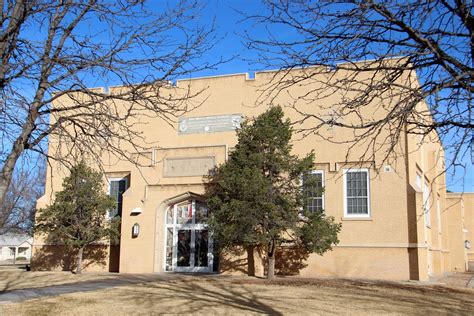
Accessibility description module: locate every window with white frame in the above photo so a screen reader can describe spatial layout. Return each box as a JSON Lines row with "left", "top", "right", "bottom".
{"left": 18, "top": 247, "right": 28, "bottom": 256}
{"left": 302, "top": 171, "right": 324, "bottom": 213}
{"left": 344, "top": 168, "right": 370, "bottom": 217}
{"left": 108, "top": 178, "right": 128, "bottom": 218}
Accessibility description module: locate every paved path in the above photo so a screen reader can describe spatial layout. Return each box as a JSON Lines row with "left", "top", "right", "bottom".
{"left": 436, "top": 271, "right": 474, "bottom": 288}
{"left": 0, "top": 273, "right": 197, "bottom": 304}
{"left": 467, "top": 275, "right": 474, "bottom": 288}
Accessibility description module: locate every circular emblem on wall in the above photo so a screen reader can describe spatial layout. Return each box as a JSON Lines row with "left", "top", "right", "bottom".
{"left": 231, "top": 116, "right": 242, "bottom": 128}
{"left": 179, "top": 119, "right": 188, "bottom": 132}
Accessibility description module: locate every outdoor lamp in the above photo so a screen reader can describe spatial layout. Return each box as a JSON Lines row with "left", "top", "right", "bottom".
{"left": 132, "top": 223, "right": 140, "bottom": 238}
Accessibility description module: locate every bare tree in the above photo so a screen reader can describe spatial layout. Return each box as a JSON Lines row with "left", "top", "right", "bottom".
{"left": 0, "top": 158, "right": 44, "bottom": 234}
{"left": 0, "top": 0, "right": 220, "bottom": 211}
{"left": 244, "top": 0, "right": 473, "bottom": 172}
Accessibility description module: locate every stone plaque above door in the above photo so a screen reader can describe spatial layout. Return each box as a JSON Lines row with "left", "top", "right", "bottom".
{"left": 164, "top": 156, "right": 215, "bottom": 177}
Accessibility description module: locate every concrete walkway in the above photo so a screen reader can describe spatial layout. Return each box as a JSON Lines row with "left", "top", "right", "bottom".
{"left": 0, "top": 273, "right": 198, "bottom": 304}
{"left": 467, "top": 276, "right": 474, "bottom": 288}
{"left": 437, "top": 272, "right": 474, "bottom": 288}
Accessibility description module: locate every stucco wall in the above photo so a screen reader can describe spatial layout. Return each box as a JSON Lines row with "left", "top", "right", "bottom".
{"left": 33, "top": 65, "right": 462, "bottom": 280}
{"left": 446, "top": 193, "right": 474, "bottom": 272}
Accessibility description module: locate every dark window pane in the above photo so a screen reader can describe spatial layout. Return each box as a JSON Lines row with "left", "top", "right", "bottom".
{"left": 177, "top": 230, "right": 191, "bottom": 267}
{"left": 194, "top": 230, "right": 209, "bottom": 267}
{"left": 109, "top": 179, "right": 127, "bottom": 217}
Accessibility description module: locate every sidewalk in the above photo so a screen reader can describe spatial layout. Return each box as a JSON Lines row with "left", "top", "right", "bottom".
{"left": 468, "top": 276, "right": 474, "bottom": 288}
{"left": 437, "top": 272, "right": 474, "bottom": 288}
{"left": 0, "top": 273, "right": 191, "bottom": 304}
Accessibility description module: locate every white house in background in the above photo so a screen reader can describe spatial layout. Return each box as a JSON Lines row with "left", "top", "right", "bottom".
{"left": 0, "top": 234, "right": 33, "bottom": 261}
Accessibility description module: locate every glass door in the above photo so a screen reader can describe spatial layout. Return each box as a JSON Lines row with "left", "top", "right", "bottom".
{"left": 165, "top": 200, "right": 213, "bottom": 272}
{"left": 177, "top": 229, "right": 191, "bottom": 268}
{"left": 194, "top": 230, "right": 209, "bottom": 267}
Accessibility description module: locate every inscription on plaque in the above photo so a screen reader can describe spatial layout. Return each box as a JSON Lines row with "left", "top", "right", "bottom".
{"left": 178, "top": 114, "right": 242, "bottom": 135}
{"left": 164, "top": 156, "right": 215, "bottom": 177}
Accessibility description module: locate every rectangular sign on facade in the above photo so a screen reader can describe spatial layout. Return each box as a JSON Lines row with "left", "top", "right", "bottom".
{"left": 164, "top": 156, "right": 215, "bottom": 177}
{"left": 178, "top": 114, "right": 243, "bottom": 135}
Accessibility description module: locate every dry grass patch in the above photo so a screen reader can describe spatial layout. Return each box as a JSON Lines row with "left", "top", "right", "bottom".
{"left": 0, "top": 276, "right": 473, "bottom": 315}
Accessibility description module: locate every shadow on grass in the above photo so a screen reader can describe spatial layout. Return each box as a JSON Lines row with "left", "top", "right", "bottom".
{"left": 0, "top": 274, "right": 283, "bottom": 314}
{"left": 106, "top": 276, "right": 474, "bottom": 315}
{"left": 1, "top": 275, "right": 474, "bottom": 314}
{"left": 114, "top": 278, "right": 285, "bottom": 315}
{"left": 231, "top": 277, "right": 474, "bottom": 314}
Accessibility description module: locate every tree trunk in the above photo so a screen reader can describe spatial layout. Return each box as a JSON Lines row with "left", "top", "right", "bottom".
{"left": 267, "top": 252, "right": 275, "bottom": 279}
{"left": 267, "top": 240, "right": 275, "bottom": 279}
{"left": 246, "top": 245, "right": 255, "bottom": 276}
{"left": 0, "top": 157, "right": 17, "bottom": 212}
{"left": 76, "top": 247, "right": 84, "bottom": 274}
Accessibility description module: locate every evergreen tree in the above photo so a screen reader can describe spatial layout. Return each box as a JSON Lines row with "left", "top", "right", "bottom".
{"left": 35, "top": 162, "right": 120, "bottom": 274}
{"left": 207, "top": 106, "right": 341, "bottom": 279}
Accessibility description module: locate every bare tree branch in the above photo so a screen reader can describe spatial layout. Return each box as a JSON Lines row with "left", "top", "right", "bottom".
{"left": 0, "top": 0, "right": 221, "bottom": 212}
{"left": 244, "top": 0, "right": 473, "bottom": 175}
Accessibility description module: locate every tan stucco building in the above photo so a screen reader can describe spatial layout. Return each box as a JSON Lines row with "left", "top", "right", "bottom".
{"left": 33, "top": 64, "right": 473, "bottom": 281}
{"left": 445, "top": 193, "right": 474, "bottom": 272}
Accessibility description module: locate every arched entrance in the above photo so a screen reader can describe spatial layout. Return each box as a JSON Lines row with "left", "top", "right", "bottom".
{"left": 164, "top": 198, "right": 214, "bottom": 272}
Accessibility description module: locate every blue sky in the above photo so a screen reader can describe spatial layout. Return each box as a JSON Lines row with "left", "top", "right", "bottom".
{"left": 181, "top": 0, "right": 265, "bottom": 77}
{"left": 10, "top": 0, "right": 473, "bottom": 193}
{"left": 172, "top": 0, "right": 473, "bottom": 192}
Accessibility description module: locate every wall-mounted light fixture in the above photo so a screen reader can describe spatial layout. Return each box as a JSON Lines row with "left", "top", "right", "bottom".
{"left": 132, "top": 223, "right": 140, "bottom": 238}
{"left": 131, "top": 207, "right": 142, "bottom": 215}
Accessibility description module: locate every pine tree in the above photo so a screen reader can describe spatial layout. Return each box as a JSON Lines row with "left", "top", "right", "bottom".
{"left": 207, "top": 106, "right": 341, "bottom": 279}
{"left": 35, "top": 162, "right": 120, "bottom": 274}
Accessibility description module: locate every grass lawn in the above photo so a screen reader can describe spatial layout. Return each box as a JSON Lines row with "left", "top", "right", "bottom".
{"left": 0, "top": 272, "right": 473, "bottom": 315}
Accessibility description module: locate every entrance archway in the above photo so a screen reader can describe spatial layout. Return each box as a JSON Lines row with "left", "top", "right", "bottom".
{"left": 164, "top": 198, "right": 214, "bottom": 272}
